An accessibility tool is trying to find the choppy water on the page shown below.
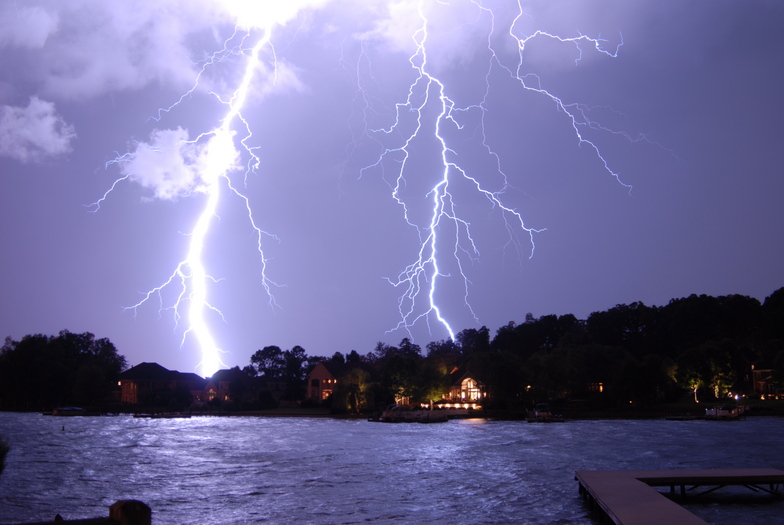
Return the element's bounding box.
[0,414,783,524]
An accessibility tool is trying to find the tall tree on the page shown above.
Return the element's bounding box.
[0,331,126,410]
[249,346,285,378]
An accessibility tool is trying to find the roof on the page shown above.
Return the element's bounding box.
[307,360,379,382]
[119,362,175,381]
[119,362,205,385]
[449,365,486,387]
[209,367,247,382]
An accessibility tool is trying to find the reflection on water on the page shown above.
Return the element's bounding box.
[0,414,783,524]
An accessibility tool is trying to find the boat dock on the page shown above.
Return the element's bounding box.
[575,468,784,525]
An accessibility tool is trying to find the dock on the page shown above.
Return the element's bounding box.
[575,468,784,525]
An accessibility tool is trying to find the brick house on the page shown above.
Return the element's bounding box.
[118,362,205,405]
[306,362,338,401]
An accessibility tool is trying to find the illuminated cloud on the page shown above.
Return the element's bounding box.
[0,1,343,103]
[2,0,782,378]
[0,97,75,163]
[116,127,243,201]
[0,2,232,100]
[0,5,58,49]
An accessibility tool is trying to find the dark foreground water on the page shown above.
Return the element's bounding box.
[0,414,783,524]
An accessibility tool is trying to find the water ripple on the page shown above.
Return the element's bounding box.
[1,415,783,524]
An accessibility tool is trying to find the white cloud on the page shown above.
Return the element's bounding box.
[358,0,421,54]
[0,5,59,49]
[0,97,75,163]
[0,1,340,102]
[34,1,221,99]
[222,0,334,30]
[119,127,240,201]
[119,128,201,200]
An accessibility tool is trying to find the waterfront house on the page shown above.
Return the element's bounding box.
[118,362,206,405]
[205,366,267,404]
[441,368,486,408]
[205,368,241,402]
[306,362,339,401]
[752,367,780,398]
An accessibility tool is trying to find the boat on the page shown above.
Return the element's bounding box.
[375,405,449,423]
[51,407,89,416]
[133,412,192,419]
[704,405,744,420]
[526,403,564,422]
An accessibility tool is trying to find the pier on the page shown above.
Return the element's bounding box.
[575,468,784,525]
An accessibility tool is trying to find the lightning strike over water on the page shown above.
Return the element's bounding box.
[88,0,637,375]
[357,0,628,342]
[90,8,303,377]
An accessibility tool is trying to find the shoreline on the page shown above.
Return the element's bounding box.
[10,399,784,421]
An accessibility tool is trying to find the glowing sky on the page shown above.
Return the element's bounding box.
[2,0,783,375]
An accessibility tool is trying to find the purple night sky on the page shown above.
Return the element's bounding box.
[1,1,783,376]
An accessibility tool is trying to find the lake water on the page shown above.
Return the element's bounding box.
[0,414,783,524]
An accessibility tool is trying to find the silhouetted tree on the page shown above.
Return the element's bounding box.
[0,331,126,410]
[414,358,450,405]
[329,351,346,367]
[382,354,418,403]
[332,368,370,414]
[456,326,490,356]
[397,338,422,359]
[426,339,461,371]
[249,346,285,378]
[282,346,308,399]
[677,347,710,402]
[763,287,784,340]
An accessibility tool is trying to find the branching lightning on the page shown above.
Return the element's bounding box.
[356,0,629,341]
[88,10,293,377]
[88,0,639,375]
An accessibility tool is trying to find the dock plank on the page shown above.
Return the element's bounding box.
[575,468,784,525]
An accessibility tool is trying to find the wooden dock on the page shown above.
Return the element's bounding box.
[575,468,784,525]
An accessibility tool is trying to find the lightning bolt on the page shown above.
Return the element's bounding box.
[87,0,639,375]
[88,10,299,377]
[356,0,629,342]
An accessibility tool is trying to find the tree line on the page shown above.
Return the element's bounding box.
[226,287,784,412]
[0,330,126,411]
[1,287,782,412]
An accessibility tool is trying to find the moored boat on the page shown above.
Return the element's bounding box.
[133,412,192,419]
[51,407,89,416]
[375,405,449,423]
[526,403,564,422]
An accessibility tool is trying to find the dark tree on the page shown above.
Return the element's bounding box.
[397,338,422,359]
[763,287,784,340]
[249,346,285,378]
[456,326,490,356]
[282,346,308,399]
[381,354,419,403]
[0,330,126,410]
[332,368,370,414]
[426,339,461,372]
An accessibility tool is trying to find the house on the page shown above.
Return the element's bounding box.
[306,362,338,401]
[204,367,260,403]
[440,368,486,409]
[752,367,780,398]
[204,369,235,402]
[118,362,206,405]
